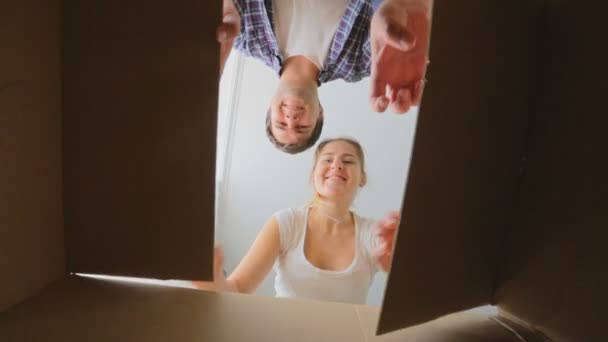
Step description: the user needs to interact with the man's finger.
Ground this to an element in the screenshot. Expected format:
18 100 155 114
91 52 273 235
412 79 426 106
391 88 412 114
370 87 390 113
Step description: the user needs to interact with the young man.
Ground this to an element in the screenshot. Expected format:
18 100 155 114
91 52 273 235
217 0 432 154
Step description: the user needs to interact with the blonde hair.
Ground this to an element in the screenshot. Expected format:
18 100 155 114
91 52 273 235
307 137 367 207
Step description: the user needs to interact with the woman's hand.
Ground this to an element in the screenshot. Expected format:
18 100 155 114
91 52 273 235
369 0 431 114
192 245 236 292
372 211 401 272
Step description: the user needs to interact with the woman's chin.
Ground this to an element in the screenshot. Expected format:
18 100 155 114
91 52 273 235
317 188 353 200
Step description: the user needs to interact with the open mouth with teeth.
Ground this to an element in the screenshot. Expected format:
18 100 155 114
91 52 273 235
326 175 347 181
282 104 305 113
281 98 306 109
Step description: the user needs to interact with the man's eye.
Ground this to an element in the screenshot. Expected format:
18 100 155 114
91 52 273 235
343 160 355 164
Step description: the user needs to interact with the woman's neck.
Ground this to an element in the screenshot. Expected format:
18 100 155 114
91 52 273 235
311 196 354 227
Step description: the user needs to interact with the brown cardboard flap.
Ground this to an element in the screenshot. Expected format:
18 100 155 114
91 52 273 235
357 307 535 342
495 1 608 341
0 0 64 312
1 275 531 342
378 1 538 334
0 276 366 342
61 1 220 280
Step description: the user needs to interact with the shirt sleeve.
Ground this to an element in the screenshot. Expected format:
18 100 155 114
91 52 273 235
231 0 248 47
272 208 302 255
371 0 383 13
363 0 380 75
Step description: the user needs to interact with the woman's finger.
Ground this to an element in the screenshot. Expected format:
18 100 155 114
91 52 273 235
213 245 225 281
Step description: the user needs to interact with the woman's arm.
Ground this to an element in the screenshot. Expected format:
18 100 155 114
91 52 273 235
193 216 281 294
226 216 281 293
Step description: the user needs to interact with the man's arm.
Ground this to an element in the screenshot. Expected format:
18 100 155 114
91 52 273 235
217 0 241 76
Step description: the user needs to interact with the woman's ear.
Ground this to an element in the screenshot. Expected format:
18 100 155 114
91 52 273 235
360 172 367 187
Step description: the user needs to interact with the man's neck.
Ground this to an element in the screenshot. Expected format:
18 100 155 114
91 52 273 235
280 56 320 84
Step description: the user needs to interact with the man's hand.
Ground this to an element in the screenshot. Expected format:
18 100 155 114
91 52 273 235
370 0 431 114
372 211 401 272
217 0 241 76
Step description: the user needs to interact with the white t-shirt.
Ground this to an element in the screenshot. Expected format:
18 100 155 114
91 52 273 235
272 0 350 69
272 207 379 304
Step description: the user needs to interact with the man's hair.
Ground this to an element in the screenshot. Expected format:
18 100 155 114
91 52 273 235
265 108 324 154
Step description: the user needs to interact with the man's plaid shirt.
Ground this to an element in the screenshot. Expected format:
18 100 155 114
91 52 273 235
233 0 381 84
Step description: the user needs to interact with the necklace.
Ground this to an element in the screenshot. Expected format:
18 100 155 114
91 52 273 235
312 206 350 224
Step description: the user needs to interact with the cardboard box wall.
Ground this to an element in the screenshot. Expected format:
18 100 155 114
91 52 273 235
1 0 606 341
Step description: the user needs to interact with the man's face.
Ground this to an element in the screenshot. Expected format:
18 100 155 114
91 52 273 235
269 81 322 145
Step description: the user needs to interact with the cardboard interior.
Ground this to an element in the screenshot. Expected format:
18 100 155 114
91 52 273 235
378 0 537 333
1 0 219 309
379 0 607 339
61 0 219 280
0 0 65 312
1 0 606 341
494 1 608 341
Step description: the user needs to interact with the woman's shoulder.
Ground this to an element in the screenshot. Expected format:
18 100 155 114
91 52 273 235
353 212 377 231
272 207 308 253
272 206 309 235
272 207 309 223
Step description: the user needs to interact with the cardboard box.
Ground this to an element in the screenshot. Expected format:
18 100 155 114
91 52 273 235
1 0 606 341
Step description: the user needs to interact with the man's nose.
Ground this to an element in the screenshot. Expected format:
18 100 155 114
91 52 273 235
285 112 300 121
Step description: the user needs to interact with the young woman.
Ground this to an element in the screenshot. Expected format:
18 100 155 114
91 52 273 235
194 138 400 304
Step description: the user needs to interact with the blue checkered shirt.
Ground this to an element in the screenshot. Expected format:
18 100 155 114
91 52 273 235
233 0 381 84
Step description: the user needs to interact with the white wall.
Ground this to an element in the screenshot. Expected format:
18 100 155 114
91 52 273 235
216 55 418 306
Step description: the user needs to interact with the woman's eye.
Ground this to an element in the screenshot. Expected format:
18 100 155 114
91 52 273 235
343 160 355 164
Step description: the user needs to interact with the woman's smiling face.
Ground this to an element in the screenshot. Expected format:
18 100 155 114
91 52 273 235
312 140 365 199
